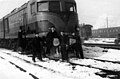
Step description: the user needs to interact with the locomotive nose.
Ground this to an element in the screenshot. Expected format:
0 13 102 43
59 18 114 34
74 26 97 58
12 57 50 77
59 12 78 33
60 12 71 24
37 20 54 32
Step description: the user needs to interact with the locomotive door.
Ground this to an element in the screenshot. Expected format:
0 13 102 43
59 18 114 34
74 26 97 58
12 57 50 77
23 12 28 34
3 18 9 39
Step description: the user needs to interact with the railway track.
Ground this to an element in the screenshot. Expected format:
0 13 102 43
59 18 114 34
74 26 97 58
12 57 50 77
0 56 39 79
1 50 120 79
46 57 120 79
69 62 120 79
83 43 120 49
46 54 120 79
0 51 75 79
85 57 120 64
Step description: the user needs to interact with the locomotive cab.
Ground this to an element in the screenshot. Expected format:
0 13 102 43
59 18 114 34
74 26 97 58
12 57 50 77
29 0 79 35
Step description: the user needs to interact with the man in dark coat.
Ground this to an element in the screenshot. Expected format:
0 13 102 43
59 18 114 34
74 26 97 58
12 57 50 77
18 26 23 51
32 33 43 62
72 27 84 59
46 26 60 55
60 32 68 61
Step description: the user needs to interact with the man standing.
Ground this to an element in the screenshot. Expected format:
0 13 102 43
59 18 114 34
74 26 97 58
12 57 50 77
32 33 43 62
46 26 60 56
18 26 23 52
73 27 84 59
60 32 68 62
69 27 84 59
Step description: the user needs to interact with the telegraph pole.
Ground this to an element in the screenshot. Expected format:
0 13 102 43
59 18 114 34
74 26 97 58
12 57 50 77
106 16 108 28
106 16 109 37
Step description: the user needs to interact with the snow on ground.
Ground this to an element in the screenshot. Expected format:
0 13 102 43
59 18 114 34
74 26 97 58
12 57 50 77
95 49 120 61
84 38 120 61
84 38 116 44
0 50 72 79
0 38 120 79
70 58 120 71
0 57 33 79
83 46 108 58
0 48 108 79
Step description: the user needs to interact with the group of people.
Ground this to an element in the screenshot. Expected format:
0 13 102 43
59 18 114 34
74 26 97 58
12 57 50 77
18 26 84 62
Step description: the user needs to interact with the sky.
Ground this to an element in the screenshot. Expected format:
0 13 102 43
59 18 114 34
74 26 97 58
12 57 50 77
0 0 120 29
0 0 29 18
76 0 120 29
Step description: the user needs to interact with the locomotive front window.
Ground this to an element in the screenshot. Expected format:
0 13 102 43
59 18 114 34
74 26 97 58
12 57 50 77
65 2 76 12
49 1 60 12
37 1 60 12
37 1 49 11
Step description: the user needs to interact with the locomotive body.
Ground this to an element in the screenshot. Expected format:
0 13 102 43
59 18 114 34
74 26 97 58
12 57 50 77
0 0 79 49
0 19 4 38
0 3 27 39
0 0 78 39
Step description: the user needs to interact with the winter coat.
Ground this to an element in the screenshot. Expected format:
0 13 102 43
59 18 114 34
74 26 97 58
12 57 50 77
32 36 42 51
46 30 60 46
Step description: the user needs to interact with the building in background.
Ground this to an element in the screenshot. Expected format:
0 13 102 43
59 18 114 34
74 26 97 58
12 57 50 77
92 26 120 38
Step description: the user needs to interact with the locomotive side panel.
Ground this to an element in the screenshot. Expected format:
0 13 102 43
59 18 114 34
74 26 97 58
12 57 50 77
3 17 9 38
6 5 27 38
0 19 4 38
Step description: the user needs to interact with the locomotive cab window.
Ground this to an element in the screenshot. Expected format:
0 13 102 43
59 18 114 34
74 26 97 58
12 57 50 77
65 2 76 12
37 1 49 11
49 1 60 12
37 1 60 12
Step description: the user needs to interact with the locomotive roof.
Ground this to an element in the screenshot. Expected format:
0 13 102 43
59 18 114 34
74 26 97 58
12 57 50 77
34 0 76 3
2 0 76 19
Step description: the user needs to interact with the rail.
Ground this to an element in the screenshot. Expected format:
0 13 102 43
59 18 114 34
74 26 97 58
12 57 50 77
83 43 120 49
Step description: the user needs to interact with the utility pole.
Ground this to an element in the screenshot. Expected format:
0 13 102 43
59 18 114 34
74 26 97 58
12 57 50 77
106 16 109 37
106 16 108 28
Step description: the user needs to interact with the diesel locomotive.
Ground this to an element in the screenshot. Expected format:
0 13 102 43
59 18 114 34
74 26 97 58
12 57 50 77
0 0 79 50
